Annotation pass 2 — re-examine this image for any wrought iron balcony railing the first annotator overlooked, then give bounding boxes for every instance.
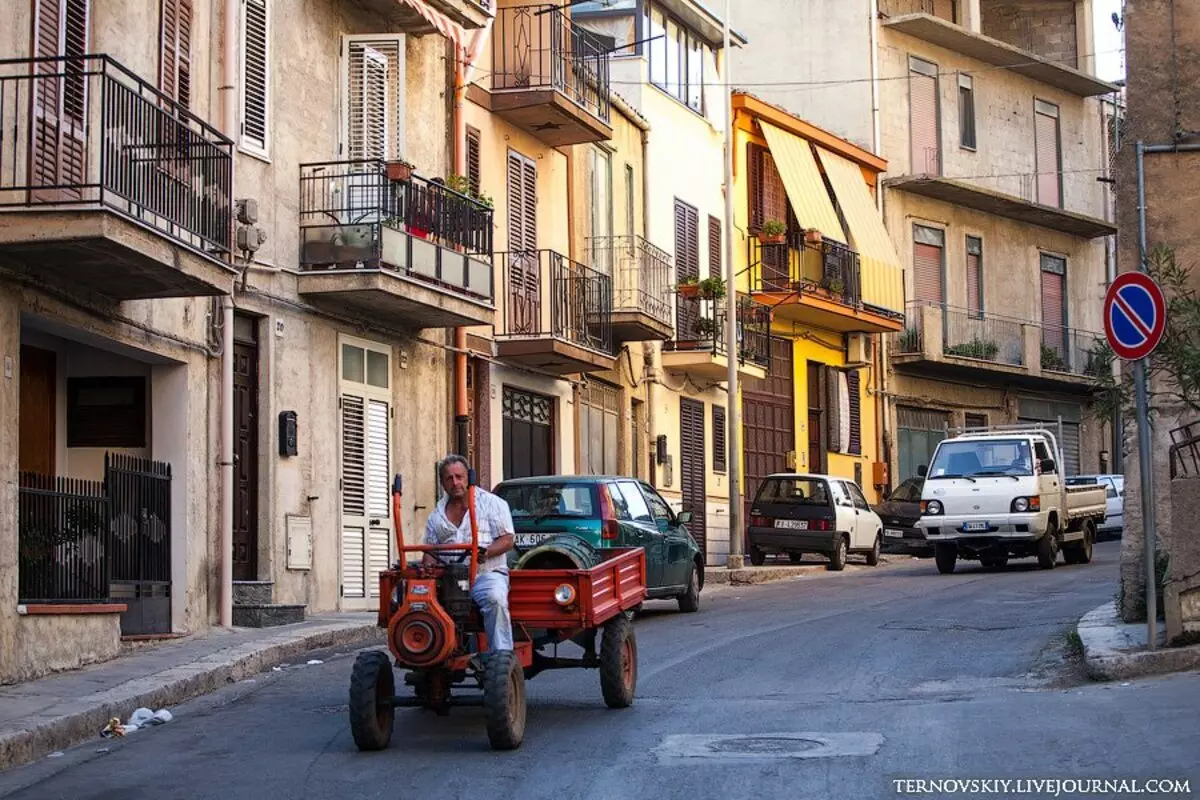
[666,291,771,369]
[496,249,615,355]
[0,54,233,259]
[748,235,863,309]
[587,234,672,327]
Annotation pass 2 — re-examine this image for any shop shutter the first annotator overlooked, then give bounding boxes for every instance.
[897,406,949,482]
[240,0,269,153]
[1036,101,1061,207]
[909,61,939,175]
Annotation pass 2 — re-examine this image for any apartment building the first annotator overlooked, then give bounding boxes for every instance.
[734,0,1120,490]
[0,0,490,683]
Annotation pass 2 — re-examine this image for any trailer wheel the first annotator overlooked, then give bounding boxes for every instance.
[935,543,957,574]
[483,651,526,751]
[599,614,637,709]
[348,651,395,752]
[1037,525,1059,570]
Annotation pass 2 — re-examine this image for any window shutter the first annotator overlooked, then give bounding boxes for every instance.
[747,143,764,231]
[466,126,481,196]
[1040,255,1066,354]
[674,199,700,338]
[160,0,193,108]
[341,394,366,517]
[31,0,89,199]
[713,405,727,473]
[966,236,982,317]
[240,0,269,154]
[344,37,405,162]
[912,241,944,305]
[522,156,538,251]
[708,215,721,278]
[1036,104,1061,207]
[847,370,861,456]
[909,61,939,175]
[825,367,843,454]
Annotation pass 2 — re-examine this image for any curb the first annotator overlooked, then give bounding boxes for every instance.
[1078,602,1200,682]
[0,622,385,773]
[704,557,901,586]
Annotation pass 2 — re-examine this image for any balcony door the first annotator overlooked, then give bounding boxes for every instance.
[30,0,90,203]
[507,149,540,335]
[674,198,701,342]
[341,35,405,223]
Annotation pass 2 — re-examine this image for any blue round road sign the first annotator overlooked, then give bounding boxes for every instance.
[1104,272,1166,361]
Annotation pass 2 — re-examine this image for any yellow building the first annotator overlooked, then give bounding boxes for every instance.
[731,93,906,510]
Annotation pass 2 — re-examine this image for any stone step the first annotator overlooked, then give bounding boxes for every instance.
[233,581,274,606]
[232,603,307,628]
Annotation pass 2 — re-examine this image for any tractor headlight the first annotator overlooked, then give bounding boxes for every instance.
[554,584,577,606]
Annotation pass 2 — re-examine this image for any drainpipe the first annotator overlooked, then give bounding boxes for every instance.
[218,0,238,628]
[453,52,470,458]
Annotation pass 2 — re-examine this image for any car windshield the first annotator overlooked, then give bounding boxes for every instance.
[928,439,1033,478]
[496,484,595,519]
[754,478,830,506]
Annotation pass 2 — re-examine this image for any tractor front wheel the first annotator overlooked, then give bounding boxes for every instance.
[483,651,526,751]
[599,614,637,709]
[348,650,395,751]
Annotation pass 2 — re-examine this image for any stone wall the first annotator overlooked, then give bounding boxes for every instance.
[1166,476,1200,644]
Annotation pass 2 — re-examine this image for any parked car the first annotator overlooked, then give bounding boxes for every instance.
[872,477,933,557]
[746,473,884,570]
[1065,474,1124,540]
[492,475,705,612]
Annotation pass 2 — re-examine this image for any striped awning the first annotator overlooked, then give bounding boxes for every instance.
[758,121,846,244]
[402,0,466,50]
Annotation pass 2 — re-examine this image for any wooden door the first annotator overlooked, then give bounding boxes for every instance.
[19,346,57,475]
[743,338,795,532]
[679,397,707,562]
[232,320,259,582]
[502,386,553,479]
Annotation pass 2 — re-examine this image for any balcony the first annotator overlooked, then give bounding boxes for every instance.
[480,4,613,147]
[891,302,1107,391]
[747,236,905,334]
[0,55,235,301]
[354,0,493,31]
[298,160,495,330]
[588,235,673,342]
[495,249,616,374]
[662,292,771,382]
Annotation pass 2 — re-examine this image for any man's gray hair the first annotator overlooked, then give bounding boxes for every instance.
[438,454,471,478]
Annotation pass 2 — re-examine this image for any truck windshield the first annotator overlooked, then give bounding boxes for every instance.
[928,439,1034,479]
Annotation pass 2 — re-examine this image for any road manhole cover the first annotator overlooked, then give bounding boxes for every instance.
[707,736,823,755]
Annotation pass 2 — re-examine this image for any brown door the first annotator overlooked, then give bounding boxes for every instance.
[502,386,554,479]
[19,346,57,475]
[679,397,707,562]
[743,338,796,534]
[807,362,826,474]
[233,321,259,581]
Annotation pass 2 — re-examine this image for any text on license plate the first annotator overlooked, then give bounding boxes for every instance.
[884,528,903,538]
[515,533,556,548]
[775,519,808,530]
[962,521,989,532]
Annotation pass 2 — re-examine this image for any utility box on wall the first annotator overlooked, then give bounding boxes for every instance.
[279,411,298,457]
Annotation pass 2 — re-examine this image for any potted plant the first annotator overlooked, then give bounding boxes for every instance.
[699,276,726,301]
[386,158,416,182]
[757,219,786,245]
[697,316,716,338]
[677,277,700,298]
[804,227,824,245]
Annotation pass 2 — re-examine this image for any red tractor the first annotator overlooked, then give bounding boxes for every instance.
[349,475,645,751]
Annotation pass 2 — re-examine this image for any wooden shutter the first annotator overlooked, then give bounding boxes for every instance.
[708,215,721,277]
[909,59,939,175]
[344,37,405,162]
[31,0,89,199]
[240,0,269,154]
[712,405,727,473]
[847,369,861,456]
[966,236,982,317]
[679,398,707,561]
[825,366,844,454]
[506,149,538,251]
[1041,255,1066,354]
[466,126,481,196]
[912,226,944,304]
[160,0,193,108]
[674,199,700,338]
[747,142,764,231]
[1036,101,1061,207]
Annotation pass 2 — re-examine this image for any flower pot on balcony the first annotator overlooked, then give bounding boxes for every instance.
[677,282,700,299]
[804,228,823,245]
[756,231,786,246]
[386,160,414,182]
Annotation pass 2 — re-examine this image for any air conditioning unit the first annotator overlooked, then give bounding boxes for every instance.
[845,333,872,366]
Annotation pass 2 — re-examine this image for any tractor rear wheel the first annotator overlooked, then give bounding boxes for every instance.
[483,651,526,751]
[599,614,637,709]
[348,650,395,751]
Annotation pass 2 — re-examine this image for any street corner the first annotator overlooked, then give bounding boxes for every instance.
[1077,601,1200,682]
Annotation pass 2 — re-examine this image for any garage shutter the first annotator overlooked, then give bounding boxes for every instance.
[1018,417,1079,476]
[913,226,945,305]
[897,406,949,482]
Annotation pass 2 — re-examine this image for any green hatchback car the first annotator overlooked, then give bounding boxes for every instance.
[493,475,705,612]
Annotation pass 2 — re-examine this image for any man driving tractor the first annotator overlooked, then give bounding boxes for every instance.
[423,455,515,654]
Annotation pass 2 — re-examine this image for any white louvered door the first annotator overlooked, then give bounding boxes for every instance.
[341,35,405,226]
[339,337,394,609]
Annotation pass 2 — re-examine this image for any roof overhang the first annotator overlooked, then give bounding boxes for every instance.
[884,176,1117,239]
[882,14,1120,97]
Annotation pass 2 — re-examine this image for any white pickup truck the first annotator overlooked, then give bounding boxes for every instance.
[915,425,1108,574]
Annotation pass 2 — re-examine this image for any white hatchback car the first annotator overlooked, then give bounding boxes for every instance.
[1065,474,1124,539]
[746,473,885,570]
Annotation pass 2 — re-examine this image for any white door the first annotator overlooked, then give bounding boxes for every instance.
[829,480,858,544]
[339,336,394,610]
[846,482,877,549]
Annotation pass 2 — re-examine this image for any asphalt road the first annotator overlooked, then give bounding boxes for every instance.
[3,541,1198,800]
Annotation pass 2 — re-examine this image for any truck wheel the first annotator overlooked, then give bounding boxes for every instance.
[599,614,637,709]
[866,534,882,567]
[827,536,848,571]
[1037,527,1059,570]
[934,544,957,574]
[483,651,526,751]
[348,651,395,752]
[1065,522,1095,565]
[789,552,804,564]
[678,563,701,613]
[749,546,766,566]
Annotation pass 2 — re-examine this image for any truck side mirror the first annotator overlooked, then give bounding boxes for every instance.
[1040,458,1056,473]
[917,465,928,478]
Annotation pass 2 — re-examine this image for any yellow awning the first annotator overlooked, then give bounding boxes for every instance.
[759,121,845,244]
[815,145,905,315]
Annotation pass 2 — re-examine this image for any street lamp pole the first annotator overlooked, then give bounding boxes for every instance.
[723,0,744,570]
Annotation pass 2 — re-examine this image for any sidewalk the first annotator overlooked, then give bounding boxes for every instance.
[0,613,384,773]
[705,554,907,586]
[1077,601,1200,681]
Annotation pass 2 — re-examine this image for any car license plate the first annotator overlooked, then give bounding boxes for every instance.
[962,521,989,532]
[514,533,556,548]
[775,519,808,530]
[885,528,903,538]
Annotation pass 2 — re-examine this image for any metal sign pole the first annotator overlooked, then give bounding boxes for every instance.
[1135,140,1157,650]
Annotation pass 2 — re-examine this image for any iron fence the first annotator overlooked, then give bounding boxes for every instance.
[747,237,863,308]
[587,234,672,327]
[497,249,615,355]
[943,305,1024,366]
[1041,327,1110,378]
[492,4,612,124]
[1170,420,1200,479]
[0,55,233,259]
[106,453,172,586]
[891,301,928,355]
[298,160,494,300]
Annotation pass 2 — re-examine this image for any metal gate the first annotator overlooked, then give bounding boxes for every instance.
[743,338,795,537]
[897,406,949,483]
[679,397,707,562]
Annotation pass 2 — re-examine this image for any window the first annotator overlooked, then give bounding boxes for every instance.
[674,198,700,336]
[829,480,852,507]
[343,36,406,163]
[1040,253,1067,357]
[643,1,709,114]
[928,439,1034,478]
[846,482,870,511]
[589,146,613,274]
[67,377,147,448]
[958,73,975,150]
[641,482,674,522]
[160,0,193,108]
[625,163,636,236]
[909,57,940,175]
[1035,99,1062,208]
[754,478,831,507]
[579,379,620,476]
[890,478,924,503]
[712,405,727,473]
[966,236,983,317]
[912,225,945,304]
[497,483,595,518]
[614,481,653,523]
[965,412,988,430]
[1035,442,1052,463]
[239,0,269,156]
